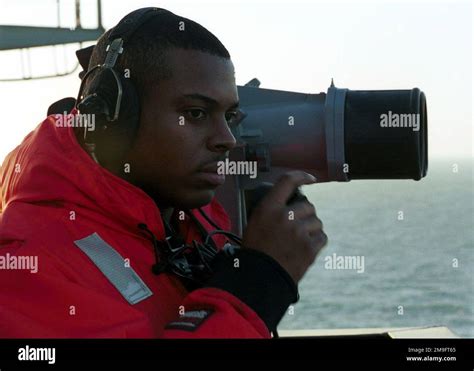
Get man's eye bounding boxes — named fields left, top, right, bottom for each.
left=226, top=109, right=246, bottom=127
left=225, top=111, right=238, bottom=125
left=184, top=109, right=207, bottom=120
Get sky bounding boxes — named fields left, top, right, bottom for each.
left=0, top=0, right=472, bottom=163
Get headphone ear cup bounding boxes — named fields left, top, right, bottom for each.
left=77, top=66, right=141, bottom=164
left=80, top=68, right=119, bottom=121
left=79, top=68, right=140, bottom=136
left=91, top=73, right=141, bottom=164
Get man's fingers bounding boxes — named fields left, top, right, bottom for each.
left=287, top=200, right=317, bottom=220
left=262, top=171, right=317, bottom=207
left=311, top=230, right=328, bottom=251
left=300, top=215, right=323, bottom=235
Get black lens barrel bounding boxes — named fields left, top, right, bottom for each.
left=344, top=88, right=428, bottom=180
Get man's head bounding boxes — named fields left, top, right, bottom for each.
left=80, top=9, right=239, bottom=210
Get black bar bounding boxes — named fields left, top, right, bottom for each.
left=0, top=338, right=472, bottom=368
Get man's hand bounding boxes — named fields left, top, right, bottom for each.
left=241, top=171, right=328, bottom=284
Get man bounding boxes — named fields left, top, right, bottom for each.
left=0, top=8, right=327, bottom=338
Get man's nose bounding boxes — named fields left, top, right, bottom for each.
left=207, top=118, right=237, bottom=152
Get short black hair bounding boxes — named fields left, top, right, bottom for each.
left=85, top=9, right=230, bottom=99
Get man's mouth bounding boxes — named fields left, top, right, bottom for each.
left=195, top=172, right=226, bottom=186
left=196, top=160, right=226, bottom=186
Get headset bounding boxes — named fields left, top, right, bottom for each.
left=75, top=7, right=170, bottom=156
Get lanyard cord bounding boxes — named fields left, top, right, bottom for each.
left=184, top=209, right=219, bottom=251
left=197, top=208, right=242, bottom=246
left=197, top=208, right=223, bottom=230
left=138, top=208, right=242, bottom=283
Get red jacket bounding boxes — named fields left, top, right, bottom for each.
left=0, top=115, right=270, bottom=338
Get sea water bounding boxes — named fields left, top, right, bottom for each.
left=279, top=158, right=473, bottom=338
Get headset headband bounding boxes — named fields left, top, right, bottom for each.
left=108, top=7, right=168, bottom=45
left=76, top=7, right=169, bottom=121
left=104, top=7, right=169, bottom=68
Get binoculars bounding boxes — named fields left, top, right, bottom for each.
left=216, top=80, right=428, bottom=234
